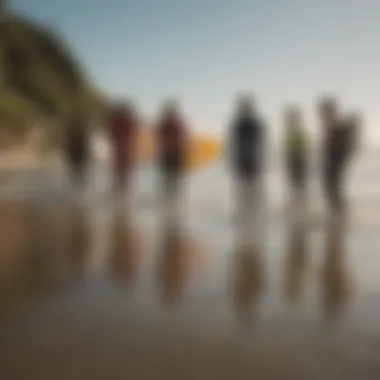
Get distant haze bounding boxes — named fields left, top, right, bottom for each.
left=11, top=0, right=380, bottom=146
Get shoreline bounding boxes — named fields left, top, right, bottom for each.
left=0, top=146, right=60, bottom=181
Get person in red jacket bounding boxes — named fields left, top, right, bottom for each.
left=156, top=101, right=189, bottom=198
left=108, top=100, right=139, bottom=194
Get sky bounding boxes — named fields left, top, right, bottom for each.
left=9, top=0, right=380, bottom=144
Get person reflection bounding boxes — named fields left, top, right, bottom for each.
left=108, top=206, right=144, bottom=286
left=29, top=202, right=72, bottom=285
left=320, top=215, right=352, bottom=321
left=157, top=215, right=208, bottom=307
left=283, top=217, right=310, bottom=305
left=67, top=203, right=91, bottom=276
left=232, top=236, right=264, bottom=327
left=157, top=219, right=188, bottom=306
left=0, top=202, right=48, bottom=316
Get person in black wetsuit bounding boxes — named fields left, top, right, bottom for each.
left=65, top=107, right=90, bottom=190
left=318, top=97, right=358, bottom=214
left=228, top=95, right=265, bottom=225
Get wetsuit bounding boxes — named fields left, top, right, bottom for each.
left=156, top=116, right=188, bottom=195
left=65, top=116, right=90, bottom=186
left=229, top=115, right=264, bottom=181
left=323, top=120, right=356, bottom=212
left=229, top=115, right=265, bottom=225
left=109, top=108, right=138, bottom=191
left=285, top=126, right=308, bottom=195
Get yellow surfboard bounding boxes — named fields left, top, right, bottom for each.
left=137, top=130, right=221, bottom=171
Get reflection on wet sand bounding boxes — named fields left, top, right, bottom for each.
left=0, top=195, right=378, bottom=379
left=320, top=215, right=353, bottom=321
left=67, top=203, right=91, bottom=276
left=31, top=201, right=92, bottom=285
left=283, top=217, right=310, bottom=305
left=231, top=182, right=265, bottom=326
left=158, top=221, right=188, bottom=305
left=234, top=179, right=265, bottom=234
left=0, top=200, right=77, bottom=317
left=108, top=206, right=145, bottom=286
left=0, top=201, right=36, bottom=315
left=232, top=237, right=264, bottom=327
left=157, top=212, right=209, bottom=307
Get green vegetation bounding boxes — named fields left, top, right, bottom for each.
left=0, top=12, right=109, bottom=137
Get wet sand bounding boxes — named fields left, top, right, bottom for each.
left=0, top=173, right=380, bottom=379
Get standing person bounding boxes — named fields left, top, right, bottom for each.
left=228, top=95, right=265, bottom=227
left=156, top=101, right=189, bottom=202
left=284, top=106, right=309, bottom=204
left=318, top=97, right=358, bottom=215
left=65, top=106, right=90, bottom=191
left=345, top=112, right=360, bottom=154
left=108, top=100, right=139, bottom=196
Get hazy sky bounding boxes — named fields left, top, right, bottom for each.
left=10, top=0, right=380, bottom=143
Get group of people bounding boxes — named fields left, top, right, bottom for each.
left=229, top=95, right=358, bottom=214
left=65, top=100, right=188, bottom=198
left=64, top=95, right=359, bottom=214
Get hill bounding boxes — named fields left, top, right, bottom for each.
left=0, top=11, right=109, bottom=138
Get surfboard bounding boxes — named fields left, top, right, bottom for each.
left=137, top=131, right=222, bottom=171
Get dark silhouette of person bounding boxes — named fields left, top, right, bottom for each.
left=108, top=207, right=144, bottom=287
left=65, top=106, right=90, bottom=190
left=67, top=203, right=91, bottom=276
left=228, top=95, right=265, bottom=225
left=157, top=215, right=209, bottom=307
left=232, top=238, right=264, bottom=327
left=284, top=106, right=309, bottom=204
left=318, top=97, right=358, bottom=214
left=157, top=221, right=188, bottom=306
left=320, top=215, right=352, bottom=321
left=155, top=100, right=189, bottom=200
left=283, top=216, right=310, bottom=305
left=108, top=100, right=139, bottom=195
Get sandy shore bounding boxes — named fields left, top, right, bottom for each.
left=0, top=196, right=379, bottom=380
left=0, top=152, right=380, bottom=379
left=0, top=145, right=60, bottom=181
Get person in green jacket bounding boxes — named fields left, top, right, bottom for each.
left=284, top=106, right=309, bottom=201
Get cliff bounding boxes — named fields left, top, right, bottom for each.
left=0, top=12, right=109, bottom=132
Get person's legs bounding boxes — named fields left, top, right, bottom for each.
left=161, top=155, right=173, bottom=197
left=295, top=157, right=308, bottom=209
left=239, top=171, right=256, bottom=228
left=113, top=156, right=128, bottom=198
left=334, top=156, right=349, bottom=213
left=233, top=174, right=244, bottom=227
left=76, top=162, right=88, bottom=189
left=68, top=155, right=83, bottom=186
left=289, top=153, right=306, bottom=201
left=165, top=170, right=177, bottom=198
left=165, top=152, right=184, bottom=198
left=324, top=158, right=334, bottom=212
left=159, top=154, right=177, bottom=221
left=68, top=156, right=88, bottom=204
left=235, top=172, right=264, bottom=241
left=325, top=154, right=344, bottom=213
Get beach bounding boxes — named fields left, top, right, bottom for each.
left=0, top=150, right=380, bottom=379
